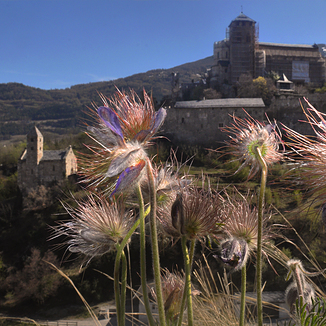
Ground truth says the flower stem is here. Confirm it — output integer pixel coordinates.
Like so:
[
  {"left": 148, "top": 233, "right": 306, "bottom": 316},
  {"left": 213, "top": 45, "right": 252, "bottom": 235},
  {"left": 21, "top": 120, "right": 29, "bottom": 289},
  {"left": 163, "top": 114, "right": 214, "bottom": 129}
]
[
  {"left": 293, "top": 267, "right": 304, "bottom": 301},
  {"left": 146, "top": 159, "right": 166, "bottom": 326},
  {"left": 136, "top": 184, "right": 156, "bottom": 326},
  {"left": 113, "top": 203, "right": 149, "bottom": 326},
  {"left": 178, "top": 239, "right": 195, "bottom": 326},
  {"left": 114, "top": 244, "right": 122, "bottom": 326},
  {"left": 239, "top": 265, "right": 247, "bottom": 326},
  {"left": 254, "top": 146, "right": 268, "bottom": 326},
  {"left": 181, "top": 236, "right": 194, "bottom": 326},
  {"left": 120, "top": 249, "right": 127, "bottom": 326}
]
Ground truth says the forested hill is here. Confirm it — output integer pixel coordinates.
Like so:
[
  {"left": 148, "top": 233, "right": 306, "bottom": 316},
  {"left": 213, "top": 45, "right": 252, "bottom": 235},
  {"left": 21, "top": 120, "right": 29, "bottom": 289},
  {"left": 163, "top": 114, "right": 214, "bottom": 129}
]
[{"left": 0, "top": 56, "right": 213, "bottom": 139}]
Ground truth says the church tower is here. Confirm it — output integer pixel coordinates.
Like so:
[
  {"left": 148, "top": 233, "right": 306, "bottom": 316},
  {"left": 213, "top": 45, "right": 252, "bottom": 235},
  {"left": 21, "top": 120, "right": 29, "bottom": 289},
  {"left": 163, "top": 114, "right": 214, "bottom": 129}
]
[
  {"left": 228, "top": 13, "right": 256, "bottom": 84},
  {"left": 25, "top": 126, "right": 43, "bottom": 180}
]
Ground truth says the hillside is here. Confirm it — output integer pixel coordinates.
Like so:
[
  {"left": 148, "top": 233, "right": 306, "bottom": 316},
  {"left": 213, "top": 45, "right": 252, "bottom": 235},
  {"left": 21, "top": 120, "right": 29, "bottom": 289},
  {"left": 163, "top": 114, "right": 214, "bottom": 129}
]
[{"left": 0, "top": 56, "right": 213, "bottom": 140}]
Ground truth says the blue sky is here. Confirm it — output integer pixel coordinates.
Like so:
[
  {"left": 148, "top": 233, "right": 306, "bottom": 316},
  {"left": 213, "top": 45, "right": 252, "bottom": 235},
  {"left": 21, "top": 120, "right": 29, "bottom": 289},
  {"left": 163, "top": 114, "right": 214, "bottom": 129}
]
[{"left": 1, "top": 0, "right": 326, "bottom": 90}]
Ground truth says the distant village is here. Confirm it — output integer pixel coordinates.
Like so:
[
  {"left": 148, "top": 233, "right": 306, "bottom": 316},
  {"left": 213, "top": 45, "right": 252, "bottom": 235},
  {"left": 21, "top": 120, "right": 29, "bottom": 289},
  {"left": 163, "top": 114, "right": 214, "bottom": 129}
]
[{"left": 18, "top": 12, "right": 326, "bottom": 193}]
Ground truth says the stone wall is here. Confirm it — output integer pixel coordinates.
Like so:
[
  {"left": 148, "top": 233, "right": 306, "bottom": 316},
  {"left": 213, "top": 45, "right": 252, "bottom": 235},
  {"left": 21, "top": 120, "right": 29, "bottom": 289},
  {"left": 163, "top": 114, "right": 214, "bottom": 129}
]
[
  {"left": 162, "top": 94, "right": 326, "bottom": 148},
  {"left": 38, "top": 159, "right": 66, "bottom": 185},
  {"left": 267, "top": 93, "right": 326, "bottom": 136},
  {"left": 163, "top": 106, "right": 265, "bottom": 148}
]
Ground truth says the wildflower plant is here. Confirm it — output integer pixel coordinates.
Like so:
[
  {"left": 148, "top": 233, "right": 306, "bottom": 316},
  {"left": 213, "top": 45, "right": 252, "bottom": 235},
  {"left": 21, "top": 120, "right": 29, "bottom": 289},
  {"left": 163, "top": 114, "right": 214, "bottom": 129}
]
[
  {"left": 52, "top": 192, "right": 142, "bottom": 326},
  {"left": 157, "top": 185, "right": 225, "bottom": 326},
  {"left": 80, "top": 88, "right": 166, "bottom": 196},
  {"left": 52, "top": 193, "right": 135, "bottom": 265},
  {"left": 284, "top": 99, "right": 326, "bottom": 199},
  {"left": 222, "top": 111, "right": 283, "bottom": 179},
  {"left": 150, "top": 269, "right": 185, "bottom": 326},
  {"left": 51, "top": 89, "right": 326, "bottom": 326},
  {"left": 221, "top": 111, "right": 283, "bottom": 326},
  {"left": 216, "top": 190, "right": 276, "bottom": 326},
  {"left": 285, "top": 259, "right": 316, "bottom": 315},
  {"left": 71, "top": 89, "right": 168, "bottom": 326}
]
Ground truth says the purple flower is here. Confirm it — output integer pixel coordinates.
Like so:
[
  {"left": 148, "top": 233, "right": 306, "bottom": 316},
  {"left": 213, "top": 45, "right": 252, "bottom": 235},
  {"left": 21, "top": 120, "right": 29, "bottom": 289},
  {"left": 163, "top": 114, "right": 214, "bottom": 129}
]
[{"left": 80, "top": 89, "right": 167, "bottom": 196}]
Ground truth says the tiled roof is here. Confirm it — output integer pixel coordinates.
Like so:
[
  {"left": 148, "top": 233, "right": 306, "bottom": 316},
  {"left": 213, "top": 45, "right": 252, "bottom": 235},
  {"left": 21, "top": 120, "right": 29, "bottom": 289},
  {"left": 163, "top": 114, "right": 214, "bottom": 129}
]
[
  {"left": 27, "top": 126, "right": 42, "bottom": 138},
  {"left": 41, "top": 150, "right": 67, "bottom": 161},
  {"left": 174, "top": 98, "right": 265, "bottom": 109},
  {"left": 259, "top": 42, "right": 315, "bottom": 49},
  {"left": 258, "top": 42, "right": 321, "bottom": 58}
]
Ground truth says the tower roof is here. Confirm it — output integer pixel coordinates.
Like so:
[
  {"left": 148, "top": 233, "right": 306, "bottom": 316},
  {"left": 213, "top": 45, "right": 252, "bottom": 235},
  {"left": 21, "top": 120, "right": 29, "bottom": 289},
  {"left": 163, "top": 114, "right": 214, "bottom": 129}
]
[
  {"left": 27, "top": 125, "right": 42, "bottom": 138},
  {"left": 229, "top": 13, "right": 256, "bottom": 26}
]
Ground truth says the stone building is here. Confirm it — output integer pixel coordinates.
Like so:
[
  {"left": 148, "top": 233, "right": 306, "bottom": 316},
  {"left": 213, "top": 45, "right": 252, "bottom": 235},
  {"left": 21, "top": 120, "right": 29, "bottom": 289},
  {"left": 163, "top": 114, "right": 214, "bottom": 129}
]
[
  {"left": 17, "top": 126, "right": 77, "bottom": 194},
  {"left": 163, "top": 98, "right": 265, "bottom": 147},
  {"left": 211, "top": 12, "right": 326, "bottom": 87}
]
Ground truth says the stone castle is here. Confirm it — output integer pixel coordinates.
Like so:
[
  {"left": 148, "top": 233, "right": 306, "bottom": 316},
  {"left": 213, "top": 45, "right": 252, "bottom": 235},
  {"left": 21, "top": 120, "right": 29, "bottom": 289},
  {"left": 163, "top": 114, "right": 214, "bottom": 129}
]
[
  {"left": 162, "top": 13, "right": 326, "bottom": 148},
  {"left": 211, "top": 12, "right": 326, "bottom": 87},
  {"left": 17, "top": 126, "right": 77, "bottom": 194}
]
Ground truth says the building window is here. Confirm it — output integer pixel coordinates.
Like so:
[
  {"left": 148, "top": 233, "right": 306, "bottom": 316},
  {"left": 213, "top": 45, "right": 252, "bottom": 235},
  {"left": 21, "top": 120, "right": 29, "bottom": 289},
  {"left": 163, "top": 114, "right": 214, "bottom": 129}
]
[
  {"left": 31, "top": 146, "right": 34, "bottom": 151},
  {"left": 31, "top": 169, "right": 33, "bottom": 175},
  {"left": 181, "top": 117, "right": 184, "bottom": 123},
  {"left": 30, "top": 138, "right": 34, "bottom": 142},
  {"left": 53, "top": 165, "right": 55, "bottom": 171},
  {"left": 219, "top": 123, "right": 224, "bottom": 128}
]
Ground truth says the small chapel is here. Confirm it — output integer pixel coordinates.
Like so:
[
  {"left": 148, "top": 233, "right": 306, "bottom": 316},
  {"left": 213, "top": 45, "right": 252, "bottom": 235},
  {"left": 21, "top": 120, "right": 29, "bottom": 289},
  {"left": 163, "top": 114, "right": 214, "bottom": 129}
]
[{"left": 17, "top": 126, "right": 77, "bottom": 194}]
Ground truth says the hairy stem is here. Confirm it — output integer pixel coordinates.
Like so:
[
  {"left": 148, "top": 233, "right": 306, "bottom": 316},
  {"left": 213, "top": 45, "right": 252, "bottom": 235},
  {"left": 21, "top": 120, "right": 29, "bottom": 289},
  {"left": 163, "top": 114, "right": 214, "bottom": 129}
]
[
  {"left": 254, "top": 146, "right": 268, "bottom": 326},
  {"left": 147, "top": 159, "right": 166, "bottom": 326},
  {"left": 294, "top": 268, "right": 304, "bottom": 301},
  {"left": 181, "top": 236, "right": 194, "bottom": 326},
  {"left": 114, "top": 244, "right": 122, "bottom": 326},
  {"left": 178, "top": 239, "right": 195, "bottom": 326},
  {"left": 113, "top": 202, "right": 149, "bottom": 326},
  {"left": 120, "top": 250, "right": 127, "bottom": 326},
  {"left": 136, "top": 184, "right": 156, "bottom": 326},
  {"left": 239, "top": 265, "right": 247, "bottom": 326}
]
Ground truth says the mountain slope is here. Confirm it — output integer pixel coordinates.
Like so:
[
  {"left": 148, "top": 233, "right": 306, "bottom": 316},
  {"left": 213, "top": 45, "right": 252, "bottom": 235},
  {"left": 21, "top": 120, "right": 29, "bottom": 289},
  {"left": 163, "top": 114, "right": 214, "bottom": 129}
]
[{"left": 0, "top": 56, "right": 213, "bottom": 139}]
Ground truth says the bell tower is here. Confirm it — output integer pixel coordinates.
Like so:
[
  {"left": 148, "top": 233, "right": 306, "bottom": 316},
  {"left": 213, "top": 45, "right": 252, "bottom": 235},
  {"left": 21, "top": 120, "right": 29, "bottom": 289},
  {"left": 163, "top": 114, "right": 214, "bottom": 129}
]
[
  {"left": 229, "top": 12, "right": 256, "bottom": 84},
  {"left": 26, "top": 125, "right": 43, "bottom": 166}
]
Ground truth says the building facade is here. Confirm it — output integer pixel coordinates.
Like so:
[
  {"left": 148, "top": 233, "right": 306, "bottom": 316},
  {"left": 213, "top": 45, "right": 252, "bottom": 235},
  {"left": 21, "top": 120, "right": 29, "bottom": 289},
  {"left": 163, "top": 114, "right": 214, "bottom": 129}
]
[
  {"left": 18, "top": 126, "right": 78, "bottom": 194},
  {"left": 211, "top": 13, "right": 326, "bottom": 87},
  {"left": 163, "top": 98, "right": 265, "bottom": 147}
]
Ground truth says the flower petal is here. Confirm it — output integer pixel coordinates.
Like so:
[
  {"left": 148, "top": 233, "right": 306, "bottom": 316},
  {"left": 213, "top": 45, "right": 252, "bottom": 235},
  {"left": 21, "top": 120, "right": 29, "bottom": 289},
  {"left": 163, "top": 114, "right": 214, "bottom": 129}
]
[
  {"left": 106, "top": 147, "right": 142, "bottom": 178},
  {"left": 133, "top": 130, "right": 151, "bottom": 143},
  {"left": 98, "top": 106, "right": 124, "bottom": 142},
  {"left": 133, "top": 107, "right": 167, "bottom": 143},
  {"left": 111, "top": 160, "right": 146, "bottom": 196},
  {"left": 87, "top": 126, "right": 121, "bottom": 146},
  {"left": 151, "top": 107, "right": 167, "bottom": 134}
]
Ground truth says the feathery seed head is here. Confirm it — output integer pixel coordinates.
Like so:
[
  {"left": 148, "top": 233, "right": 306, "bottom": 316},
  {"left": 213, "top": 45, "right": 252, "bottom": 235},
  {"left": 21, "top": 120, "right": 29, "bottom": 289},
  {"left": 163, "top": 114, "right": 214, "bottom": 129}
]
[
  {"left": 285, "top": 259, "right": 315, "bottom": 313},
  {"left": 222, "top": 111, "right": 283, "bottom": 178},
  {"left": 284, "top": 99, "right": 326, "bottom": 196},
  {"left": 52, "top": 194, "right": 135, "bottom": 266},
  {"left": 150, "top": 269, "right": 185, "bottom": 323},
  {"left": 215, "top": 189, "right": 275, "bottom": 272},
  {"left": 158, "top": 186, "right": 225, "bottom": 241},
  {"left": 218, "top": 238, "right": 249, "bottom": 272}
]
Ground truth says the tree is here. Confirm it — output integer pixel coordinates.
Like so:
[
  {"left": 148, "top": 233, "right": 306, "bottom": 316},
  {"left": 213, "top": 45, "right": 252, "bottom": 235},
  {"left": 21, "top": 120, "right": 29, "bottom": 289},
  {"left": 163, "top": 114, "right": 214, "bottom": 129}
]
[{"left": 237, "top": 74, "right": 276, "bottom": 106}]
